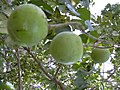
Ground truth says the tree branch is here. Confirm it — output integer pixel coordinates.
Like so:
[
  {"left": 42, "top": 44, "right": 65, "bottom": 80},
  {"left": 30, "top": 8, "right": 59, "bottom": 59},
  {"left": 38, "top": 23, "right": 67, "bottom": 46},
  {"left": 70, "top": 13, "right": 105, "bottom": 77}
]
[
  {"left": 23, "top": 47, "right": 65, "bottom": 90},
  {"left": 48, "top": 21, "right": 84, "bottom": 30},
  {"left": 49, "top": 21, "right": 114, "bottom": 45},
  {"left": 15, "top": 48, "right": 22, "bottom": 90},
  {"left": 82, "top": 31, "right": 114, "bottom": 45}
]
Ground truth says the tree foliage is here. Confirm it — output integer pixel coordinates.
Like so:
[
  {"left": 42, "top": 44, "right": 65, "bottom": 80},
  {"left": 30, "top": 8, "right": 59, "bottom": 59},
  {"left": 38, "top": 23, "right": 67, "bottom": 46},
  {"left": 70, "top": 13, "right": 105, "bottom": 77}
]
[{"left": 0, "top": 0, "right": 120, "bottom": 90}]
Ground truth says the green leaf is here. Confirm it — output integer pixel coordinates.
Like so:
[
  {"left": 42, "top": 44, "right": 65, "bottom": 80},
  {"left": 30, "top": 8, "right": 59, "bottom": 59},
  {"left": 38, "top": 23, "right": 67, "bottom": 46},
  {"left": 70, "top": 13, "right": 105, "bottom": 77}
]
[
  {"left": 74, "top": 78, "right": 85, "bottom": 86},
  {"left": 74, "top": 77, "right": 88, "bottom": 90},
  {"left": 77, "top": 8, "right": 90, "bottom": 21},
  {"left": 58, "top": 0, "right": 65, "bottom": 4},
  {"left": 80, "top": 34, "right": 89, "bottom": 43},
  {"left": 72, "top": 63, "right": 81, "bottom": 70},
  {"left": 54, "top": 7, "right": 61, "bottom": 18},
  {"left": 58, "top": 5, "right": 66, "bottom": 13},
  {"left": 0, "top": 13, "right": 8, "bottom": 34},
  {"left": 0, "top": 82, "right": 14, "bottom": 90},
  {"left": 72, "top": 0, "right": 80, "bottom": 4},
  {"left": 76, "top": 70, "right": 88, "bottom": 78},
  {"left": 87, "top": 30, "right": 99, "bottom": 43},
  {"left": 90, "top": 30, "right": 99, "bottom": 38},
  {"left": 49, "top": 82, "right": 58, "bottom": 90},
  {"left": 29, "top": 0, "right": 53, "bottom": 14}
]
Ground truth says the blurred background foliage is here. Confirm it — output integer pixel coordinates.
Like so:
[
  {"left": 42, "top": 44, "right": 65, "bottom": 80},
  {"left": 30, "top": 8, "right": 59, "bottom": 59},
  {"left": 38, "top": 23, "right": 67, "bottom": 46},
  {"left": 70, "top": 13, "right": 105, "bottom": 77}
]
[{"left": 0, "top": 0, "right": 120, "bottom": 90}]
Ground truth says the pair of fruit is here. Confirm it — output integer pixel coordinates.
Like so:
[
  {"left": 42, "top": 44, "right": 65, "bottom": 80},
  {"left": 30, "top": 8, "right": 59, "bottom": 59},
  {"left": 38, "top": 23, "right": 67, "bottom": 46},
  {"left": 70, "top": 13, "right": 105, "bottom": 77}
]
[
  {"left": 7, "top": 4, "right": 110, "bottom": 65},
  {"left": 7, "top": 4, "right": 83, "bottom": 65},
  {"left": 49, "top": 32, "right": 110, "bottom": 65}
]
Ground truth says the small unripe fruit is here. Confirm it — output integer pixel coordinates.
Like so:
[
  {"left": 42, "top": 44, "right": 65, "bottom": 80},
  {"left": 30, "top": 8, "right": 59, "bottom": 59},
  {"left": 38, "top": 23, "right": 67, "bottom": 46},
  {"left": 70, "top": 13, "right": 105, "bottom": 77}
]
[
  {"left": 91, "top": 48, "right": 110, "bottom": 63},
  {"left": 7, "top": 4, "right": 48, "bottom": 47},
  {"left": 50, "top": 32, "right": 83, "bottom": 65}
]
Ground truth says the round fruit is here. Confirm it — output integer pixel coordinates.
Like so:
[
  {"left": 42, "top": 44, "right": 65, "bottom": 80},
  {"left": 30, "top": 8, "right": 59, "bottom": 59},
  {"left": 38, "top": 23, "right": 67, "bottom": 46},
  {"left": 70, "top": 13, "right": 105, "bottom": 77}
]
[
  {"left": 50, "top": 32, "right": 83, "bottom": 65},
  {"left": 7, "top": 4, "right": 48, "bottom": 47},
  {"left": 91, "top": 48, "right": 110, "bottom": 63}
]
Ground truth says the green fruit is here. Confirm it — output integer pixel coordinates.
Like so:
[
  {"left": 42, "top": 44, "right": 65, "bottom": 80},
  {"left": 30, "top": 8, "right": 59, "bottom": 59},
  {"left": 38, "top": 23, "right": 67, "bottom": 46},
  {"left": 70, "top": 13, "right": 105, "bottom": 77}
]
[
  {"left": 7, "top": 4, "right": 48, "bottom": 47},
  {"left": 50, "top": 32, "right": 83, "bottom": 65},
  {"left": 91, "top": 48, "right": 110, "bottom": 63}
]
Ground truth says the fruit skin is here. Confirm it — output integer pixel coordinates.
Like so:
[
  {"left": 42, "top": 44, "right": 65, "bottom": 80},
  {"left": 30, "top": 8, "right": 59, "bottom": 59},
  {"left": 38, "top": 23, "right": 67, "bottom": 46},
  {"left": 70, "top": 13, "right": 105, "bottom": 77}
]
[
  {"left": 91, "top": 48, "right": 110, "bottom": 63},
  {"left": 50, "top": 32, "right": 83, "bottom": 65},
  {"left": 7, "top": 4, "right": 48, "bottom": 47}
]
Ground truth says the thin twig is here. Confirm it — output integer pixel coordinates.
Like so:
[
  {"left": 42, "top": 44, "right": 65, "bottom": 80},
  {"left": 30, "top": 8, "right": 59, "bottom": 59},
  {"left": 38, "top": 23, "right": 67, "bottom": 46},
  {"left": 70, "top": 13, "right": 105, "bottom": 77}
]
[
  {"left": 23, "top": 47, "right": 65, "bottom": 90},
  {"left": 82, "top": 31, "right": 113, "bottom": 45},
  {"left": 15, "top": 48, "right": 22, "bottom": 90},
  {"left": 54, "top": 64, "right": 61, "bottom": 79},
  {"left": 0, "top": 11, "right": 9, "bottom": 18},
  {"left": 104, "top": 68, "right": 116, "bottom": 82}
]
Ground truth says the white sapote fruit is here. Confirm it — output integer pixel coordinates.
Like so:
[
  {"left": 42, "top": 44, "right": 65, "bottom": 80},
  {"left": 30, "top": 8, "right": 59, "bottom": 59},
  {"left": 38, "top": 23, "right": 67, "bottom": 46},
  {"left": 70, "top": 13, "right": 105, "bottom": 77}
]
[
  {"left": 91, "top": 48, "right": 110, "bottom": 63},
  {"left": 7, "top": 4, "right": 48, "bottom": 47},
  {"left": 50, "top": 32, "right": 83, "bottom": 65}
]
